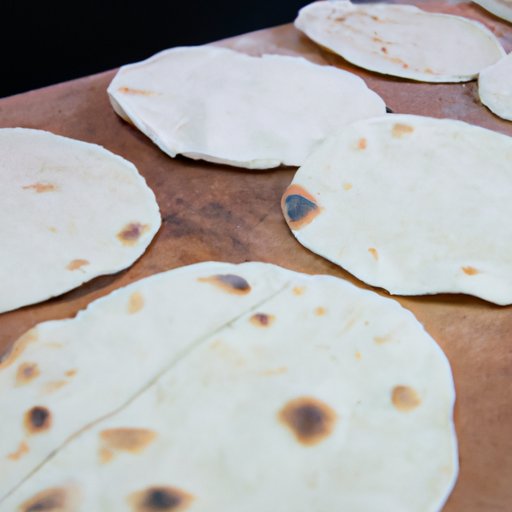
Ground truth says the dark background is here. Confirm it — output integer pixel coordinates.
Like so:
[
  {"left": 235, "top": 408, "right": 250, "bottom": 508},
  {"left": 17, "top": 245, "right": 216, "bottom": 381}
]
[{"left": 2, "top": 1, "right": 319, "bottom": 98}]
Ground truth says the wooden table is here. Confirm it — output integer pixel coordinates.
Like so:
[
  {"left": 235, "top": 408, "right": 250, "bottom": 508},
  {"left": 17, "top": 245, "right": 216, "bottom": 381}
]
[{"left": 1, "top": 1, "right": 511, "bottom": 510}]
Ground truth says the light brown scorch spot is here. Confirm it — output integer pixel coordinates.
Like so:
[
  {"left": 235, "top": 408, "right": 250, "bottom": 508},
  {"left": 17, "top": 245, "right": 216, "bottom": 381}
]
[
  {"left": 314, "top": 307, "right": 326, "bottom": 316},
  {"left": 128, "top": 485, "right": 194, "bottom": 512},
  {"left": 342, "top": 183, "right": 353, "bottom": 191},
  {"left": 128, "top": 292, "right": 145, "bottom": 314},
  {"left": 392, "top": 385, "right": 421, "bottom": 411},
  {"left": 117, "top": 222, "right": 150, "bottom": 246},
  {"left": 99, "top": 428, "right": 157, "bottom": 464},
  {"left": 7, "top": 441, "right": 29, "bottom": 461},
  {"left": 279, "top": 396, "right": 337, "bottom": 446},
  {"left": 462, "top": 266, "right": 479, "bottom": 276},
  {"left": 19, "top": 487, "right": 74, "bottom": 512},
  {"left": 358, "top": 137, "right": 367, "bottom": 150},
  {"left": 197, "top": 274, "right": 251, "bottom": 295},
  {"left": 250, "top": 313, "right": 275, "bottom": 327},
  {"left": 16, "top": 362, "right": 40, "bottom": 386},
  {"left": 66, "top": 259, "right": 89, "bottom": 271},
  {"left": 22, "top": 182, "right": 57, "bottom": 193},
  {"left": 43, "top": 380, "right": 68, "bottom": 393},
  {"left": 368, "top": 248, "right": 379, "bottom": 261},
  {"left": 392, "top": 123, "right": 414, "bottom": 138}
]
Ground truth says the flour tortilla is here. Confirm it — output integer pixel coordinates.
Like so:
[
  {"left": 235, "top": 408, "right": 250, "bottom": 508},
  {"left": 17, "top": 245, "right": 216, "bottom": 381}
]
[
  {"left": 479, "top": 52, "right": 512, "bottom": 120},
  {"left": 295, "top": 1, "right": 505, "bottom": 82},
  {"left": 0, "top": 128, "right": 161, "bottom": 313},
  {"left": 0, "top": 262, "right": 457, "bottom": 511},
  {"left": 282, "top": 115, "right": 512, "bottom": 305},
  {"left": 107, "top": 45, "right": 385, "bottom": 169},
  {"left": 473, "top": 0, "right": 512, "bottom": 23}
]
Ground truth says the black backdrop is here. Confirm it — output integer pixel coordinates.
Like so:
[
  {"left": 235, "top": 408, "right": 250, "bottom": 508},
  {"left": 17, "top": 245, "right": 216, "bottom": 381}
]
[{"left": 2, "top": 1, "right": 320, "bottom": 98}]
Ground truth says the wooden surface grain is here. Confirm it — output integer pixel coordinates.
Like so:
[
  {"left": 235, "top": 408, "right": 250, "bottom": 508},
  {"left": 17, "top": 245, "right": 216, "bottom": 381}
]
[{"left": 0, "top": 1, "right": 511, "bottom": 510}]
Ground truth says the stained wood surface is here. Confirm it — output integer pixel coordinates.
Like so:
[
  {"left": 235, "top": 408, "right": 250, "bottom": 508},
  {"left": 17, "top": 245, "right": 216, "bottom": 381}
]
[{"left": 0, "top": 1, "right": 511, "bottom": 510}]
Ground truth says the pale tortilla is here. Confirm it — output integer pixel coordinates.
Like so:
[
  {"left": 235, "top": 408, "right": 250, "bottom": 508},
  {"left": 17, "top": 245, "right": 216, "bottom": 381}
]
[
  {"left": 473, "top": 0, "right": 512, "bottom": 23},
  {"left": 479, "top": 51, "right": 512, "bottom": 120},
  {"left": 0, "top": 128, "right": 161, "bottom": 313},
  {"left": 107, "top": 45, "right": 386, "bottom": 169},
  {"left": 282, "top": 115, "right": 512, "bottom": 305},
  {"left": 0, "top": 262, "right": 457, "bottom": 511},
  {"left": 295, "top": 1, "right": 505, "bottom": 82}
]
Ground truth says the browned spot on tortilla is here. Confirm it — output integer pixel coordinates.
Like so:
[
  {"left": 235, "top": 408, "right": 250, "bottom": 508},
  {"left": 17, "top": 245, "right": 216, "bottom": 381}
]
[
  {"left": 314, "top": 307, "right": 326, "bottom": 316},
  {"left": 100, "top": 428, "right": 157, "bottom": 455},
  {"left": 117, "top": 222, "right": 150, "bottom": 246},
  {"left": 424, "top": 67, "right": 434, "bottom": 74},
  {"left": 371, "top": 15, "right": 380, "bottom": 21},
  {"left": 278, "top": 396, "right": 337, "bottom": 446},
  {"left": 65, "top": 369, "right": 77, "bottom": 378},
  {"left": 355, "top": 351, "right": 362, "bottom": 360},
  {"left": 7, "top": 441, "right": 29, "bottom": 461},
  {"left": 392, "top": 123, "right": 414, "bottom": 138},
  {"left": 358, "top": 137, "right": 367, "bottom": 150},
  {"left": 260, "top": 366, "right": 288, "bottom": 376},
  {"left": 281, "top": 184, "right": 321, "bottom": 230},
  {"left": 128, "top": 292, "right": 145, "bottom": 314},
  {"left": 128, "top": 486, "right": 194, "bottom": 511},
  {"left": 392, "top": 385, "right": 421, "bottom": 411},
  {"left": 250, "top": 313, "right": 275, "bottom": 327},
  {"left": 368, "top": 247, "right": 379, "bottom": 260},
  {"left": 0, "top": 328, "right": 38, "bottom": 369},
  {"left": 22, "top": 182, "right": 57, "bottom": 193},
  {"left": 44, "top": 380, "right": 68, "bottom": 393},
  {"left": 66, "top": 259, "right": 89, "bottom": 271},
  {"left": 99, "top": 447, "right": 114, "bottom": 464},
  {"left": 374, "top": 334, "right": 391, "bottom": 345},
  {"left": 198, "top": 274, "right": 251, "bottom": 295},
  {"left": 20, "top": 487, "right": 71, "bottom": 512},
  {"left": 380, "top": 46, "right": 388, "bottom": 54},
  {"left": 293, "top": 286, "right": 305, "bottom": 296},
  {"left": 372, "top": 36, "right": 383, "bottom": 43},
  {"left": 342, "top": 182, "right": 353, "bottom": 191},
  {"left": 48, "top": 226, "right": 58, "bottom": 233},
  {"left": 16, "top": 362, "right": 40, "bottom": 385},
  {"left": 118, "top": 86, "right": 156, "bottom": 96},
  {"left": 462, "top": 266, "right": 479, "bottom": 276},
  {"left": 24, "top": 406, "right": 52, "bottom": 434}
]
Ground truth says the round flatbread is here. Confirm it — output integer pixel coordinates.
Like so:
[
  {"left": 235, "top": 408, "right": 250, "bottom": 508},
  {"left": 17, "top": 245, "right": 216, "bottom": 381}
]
[
  {"left": 473, "top": 0, "right": 512, "bottom": 23},
  {"left": 0, "top": 261, "right": 457, "bottom": 511},
  {"left": 479, "top": 51, "right": 512, "bottom": 120},
  {"left": 295, "top": 1, "right": 505, "bottom": 82},
  {"left": 282, "top": 115, "right": 512, "bottom": 305},
  {"left": 0, "top": 128, "right": 160, "bottom": 313},
  {"left": 107, "top": 45, "right": 386, "bottom": 169}
]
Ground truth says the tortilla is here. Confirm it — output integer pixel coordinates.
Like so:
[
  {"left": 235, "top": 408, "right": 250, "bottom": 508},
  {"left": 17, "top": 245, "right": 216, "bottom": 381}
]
[
  {"left": 479, "top": 51, "right": 512, "bottom": 120},
  {"left": 282, "top": 114, "right": 512, "bottom": 305},
  {"left": 107, "top": 45, "right": 386, "bottom": 169},
  {"left": 0, "top": 261, "right": 457, "bottom": 511},
  {"left": 295, "top": 1, "right": 505, "bottom": 82},
  {"left": 0, "top": 128, "right": 161, "bottom": 313},
  {"left": 473, "top": 0, "right": 512, "bottom": 23}
]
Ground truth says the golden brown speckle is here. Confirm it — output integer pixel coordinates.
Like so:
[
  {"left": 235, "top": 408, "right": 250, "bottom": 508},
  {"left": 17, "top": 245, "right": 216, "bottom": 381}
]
[
  {"left": 129, "top": 486, "right": 194, "bottom": 511},
  {"left": 117, "top": 223, "right": 150, "bottom": 246},
  {"left": 43, "top": 380, "right": 68, "bottom": 393},
  {"left": 293, "top": 286, "right": 305, "bottom": 296},
  {"left": 65, "top": 369, "right": 78, "bottom": 378},
  {"left": 374, "top": 335, "right": 391, "bottom": 345},
  {"left": 66, "top": 259, "right": 89, "bottom": 271},
  {"left": 128, "top": 292, "right": 145, "bottom": 314},
  {"left": 198, "top": 274, "right": 251, "bottom": 295},
  {"left": 260, "top": 367, "right": 288, "bottom": 376},
  {"left": 250, "top": 313, "right": 275, "bottom": 327},
  {"left": 392, "top": 385, "right": 421, "bottom": 411},
  {"left": 118, "top": 87, "right": 157, "bottom": 96},
  {"left": 99, "top": 428, "right": 157, "bottom": 461},
  {"left": 7, "top": 441, "right": 29, "bottom": 461},
  {"left": 342, "top": 182, "right": 353, "bottom": 191},
  {"left": 20, "top": 487, "right": 72, "bottom": 512},
  {"left": 16, "top": 362, "right": 40, "bottom": 386},
  {"left": 358, "top": 138, "right": 367, "bottom": 150},
  {"left": 392, "top": 123, "right": 414, "bottom": 138},
  {"left": 279, "top": 396, "right": 337, "bottom": 446},
  {"left": 22, "top": 183, "right": 57, "bottom": 193},
  {"left": 462, "top": 266, "right": 479, "bottom": 276},
  {"left": 24, "top": 406, "right": 52, "bottom": 434},
  {"left": 355, "top": 351, "right": 362, "bottom": 360},
  {"left": 368, "top": 248, "right": 379, "bottom": 261},
  {"left": 314, "top": 307, "right": 326, "bottom": 316}
]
